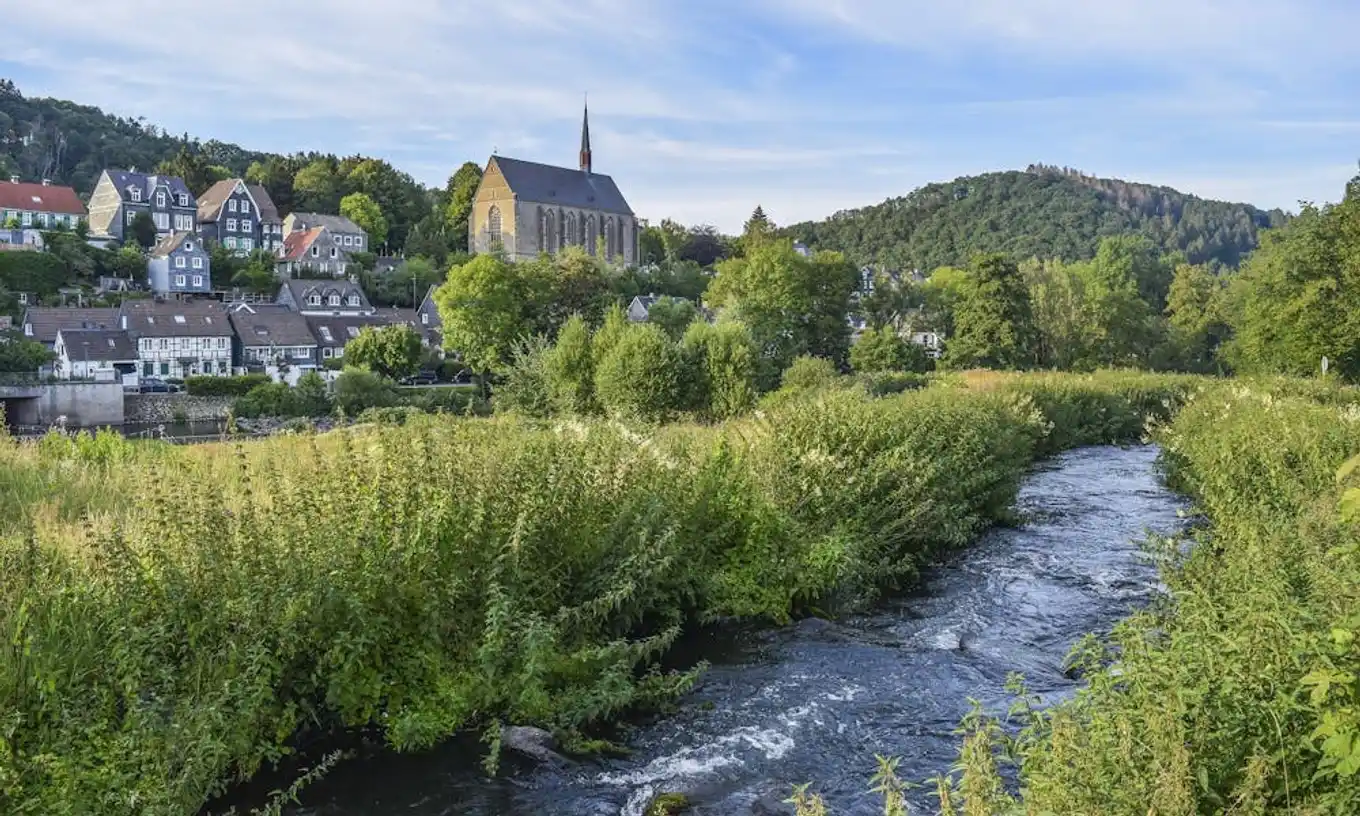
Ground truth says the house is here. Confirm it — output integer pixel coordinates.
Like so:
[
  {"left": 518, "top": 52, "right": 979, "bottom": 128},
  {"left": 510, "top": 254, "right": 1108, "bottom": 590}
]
[
  {"left": 0, "top": 177, "right": 86, "bottom": 230},
  {"left": 20, "top": 307, "right": 120, "bottom": 349},
  {"left": 228, "top": 304, "right": 318, "bottom": 372},
  {"left": 276, "top": 227, "right": 355, "bottom": 278},
  {"left": 792, "top": 242, "right": 812, "bottom": 258},
  {"left": 468, "top": 103, "right": 638, "bottom": 264},
  {"left": 415, "top": 284, "right": 442, "bottom": 347},
  {"left": 304, "top": 314, "right": 391, "bottom": 364},
  {"left": 0, "top": 228, "right": 45, "bottom": 249},
  {"left": 86, "top": 170, "right": 196, "bottom": 242},
  {"left": 627, "top": 294, "right": 660, "bottom": 322},
  {"left": 910, "top": 331, "right": 943, "bottom": 359},
  {"left": 119, "top": 299, "right": 235, "bottom": 378},
  {"left": 53, "top": 328, "right": 137, "bottom": 381},
  {"left": 275, "top": 279, "right": 373, "bottom": 316},
  {"left": 283, "top": 212, "right": 369, "bottom": 253},
  {"left": 196, "top": 179, "right": 283, "bottom": 253},
  {"left": 147, "top": 232, "right": 211, "bottom": 295}
]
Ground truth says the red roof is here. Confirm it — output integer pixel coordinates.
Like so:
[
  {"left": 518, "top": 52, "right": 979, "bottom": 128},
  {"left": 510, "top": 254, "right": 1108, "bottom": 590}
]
[
  {"left": 279, "top": 227, "right": 324, "bottom": 261},
  {"left": 0, "top": 181, "right": 87, "bottom": 216}
]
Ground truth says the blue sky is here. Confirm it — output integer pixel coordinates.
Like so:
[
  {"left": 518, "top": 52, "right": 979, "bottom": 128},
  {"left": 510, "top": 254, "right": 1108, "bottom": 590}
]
[{"left": 4, "top": 0, "right": 1358, "bottom": 233}]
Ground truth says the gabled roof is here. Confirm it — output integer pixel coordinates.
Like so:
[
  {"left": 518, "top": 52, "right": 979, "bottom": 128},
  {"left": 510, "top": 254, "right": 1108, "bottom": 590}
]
[
  {"left": 279, "top": 227, "right": 325, "bottom": 261},
  {"left": 102, "top": 170, "right": 195, "bottom": 206},
  {"left": 281, "top": 278, "right": 372, "bottom": 311},
  {"left": 196, "top": 179, "right": 282, "bottom": 223},
  {"left": 304, "top": 314, "right": 391, "bottom": 348},
  {"left": 228, "top": 304, "right": 317, "bottom": 348},
  {"left": 0, "top": 180, "right": 87, "bottom": 216},
  {"left": 56, "top": 328, "right": 137, "bottom": 362},
  {"left": 21, "top": 307, "right": 120, "bottom": 345},
  {"left": 487, "top": 155, "right": 633, "bottom": 215},
  {"left": 285, "top": 212, "right": 364, "bottom": 235},
  {"left": 149, "top": 231, "right": 201, "bottom": 258},
  {"left": 119, "top": 299, "right": 235, "bottom": 337}
]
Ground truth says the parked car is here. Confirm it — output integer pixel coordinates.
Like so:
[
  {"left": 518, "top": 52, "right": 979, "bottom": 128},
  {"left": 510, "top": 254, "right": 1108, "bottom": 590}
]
[
  {"left": 139, "top": 377, "right": 172, "bottom": 393},
  {"left": 451, "top": 370, "right": 473, "bottom": 385},
  {"left": 401, "top": 370, "right": 439, "bottom": 386}
]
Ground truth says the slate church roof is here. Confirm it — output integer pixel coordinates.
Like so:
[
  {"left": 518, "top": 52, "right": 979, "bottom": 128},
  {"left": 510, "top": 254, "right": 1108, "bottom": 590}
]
[{"left": 489, "top": 156, "right": 633, "bottom": 216}]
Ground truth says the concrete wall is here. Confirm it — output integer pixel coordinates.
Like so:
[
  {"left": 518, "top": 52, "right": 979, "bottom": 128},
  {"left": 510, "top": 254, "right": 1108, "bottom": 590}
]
[
  {"left": 0, "top": 382, "right": 125, "bottom": 427},
  {"left": 124, "top": 394, "right": 233, "bottom": 424}
]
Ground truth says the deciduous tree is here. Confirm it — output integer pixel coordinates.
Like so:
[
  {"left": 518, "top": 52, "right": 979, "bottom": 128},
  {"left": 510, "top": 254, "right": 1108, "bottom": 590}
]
[
  {"left": 344, "top": 324, "right": 423, "bottom": 380},
  {"left": 340, "top": 192, "right": 388, "bottom": 249},
  {"left": 943, "top": 253, "right": 1037, "bottom": 370}
]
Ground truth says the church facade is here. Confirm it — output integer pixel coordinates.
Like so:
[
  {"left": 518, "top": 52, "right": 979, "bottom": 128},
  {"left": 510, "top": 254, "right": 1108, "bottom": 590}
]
[{"left": 469, "top": 105, "right": 639, "bottom": 265}]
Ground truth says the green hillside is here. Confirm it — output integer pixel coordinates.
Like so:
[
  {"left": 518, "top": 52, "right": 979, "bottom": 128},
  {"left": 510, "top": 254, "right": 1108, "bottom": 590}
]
[{"left": 785, "top": 165, "right": 1291, "bottom": 270}]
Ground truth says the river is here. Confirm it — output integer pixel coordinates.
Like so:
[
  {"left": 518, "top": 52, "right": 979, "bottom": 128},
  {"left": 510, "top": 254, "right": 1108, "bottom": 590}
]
[{"left": 281, "top": 445, "right": 1185, "bottom": 815}]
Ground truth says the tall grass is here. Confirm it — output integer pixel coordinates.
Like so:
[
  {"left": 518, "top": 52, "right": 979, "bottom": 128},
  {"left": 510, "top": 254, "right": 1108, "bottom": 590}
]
[{"left": 0, "top": 371, "right": 1197, "bottom": 814}]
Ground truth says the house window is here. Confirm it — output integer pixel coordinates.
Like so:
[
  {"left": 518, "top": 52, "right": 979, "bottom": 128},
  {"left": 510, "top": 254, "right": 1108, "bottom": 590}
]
[
  {"left": 333, "top": 234, "right": 341, "bottom": 245},
  {"left": 242, "top": 238, "right": 253, "bottom": 251},
  {"left": 174, "top": 214, "right": 191, "bottom": 230},
  {"left": 154, "top": 212, "right": 169, "bottom": 231},
  {"left": 487, "top": 205, "right": 502, "bottom": 244},
  {"left": 192, "top": 256, "right": 203, "bottom": 269},
  {"left": 241, "top": 219, "right": 251, "bottom": 233},
  {"left": 330, "top": 247, "right": 337, "bottom": 259},
  {"left": 160, "top": 362, "right": 169, "bottom": 376},
  {"left": 178, "top": 193, "right": 188, "bottom": 206},
  {"left": 329, "top": 294, "right": 340, "bottom": 306},
  {"left": 192, "top": 275, "right": 203, "bottom": 287},
  {"left": 227, "top": 218, "right": 237, "bottom": 232},
  {"left": 354, "top": 235, "right": 362, "bottom": 248},
  {"left": 218, "top": 338, "right": 226, "bottom": 348},
  {"left": 37, "top": 213, "right": 48, "bottom": 227},
  {"left": 319, "top": 327, "right": 333, "bottom": 342},
  {"left": 225, "top": 237, "right": 237, "bottom": 249},
  {"left": 240, "top": 200, "right": 250, "bottom": 215},
  {"left": 346, "top": 326, "right": 359, "bottom": 339},
  {"left": 130, "top": 188, "right": 142, "bottom": 202},
  {"left": 156, "top": 191, "right": 166, "bottom": 208},
  {"left": 219, "top": 360, "right": 229, "bottom": 373},
  {"left": 184, "top": 240, "right": 193, "bottom": 251},
  {"left": 421, "top": 312, "right": 428, "bottom": 325},
  {"left": 174, "top": 257, "right": 186, "bottom": 268},
  {"left": 159, "top": 339, "right": 167, "bottom": 349},
  {"left": 311, "top": 246, "right": 319, "bottom": 257},
  {"left": 343, "top": 235, "right": 353, "bottom": 246},
  {"left": 127, "top": 211, "right": 136, "bottom": 225},
  {"left": 322, "top": 347, "right": 333, "bottom": 358},
  {"left": 565, "top": 212, "right": 575, "bottom": 247},
  {"left": 21, "top": 212, "right": 32, "bottom": 226},
  {"left": 308, "top": 294, "right": 321, "bottom": 306},
  {"left": 228, "top": 200, "right": 237, "bottom": 213},
  {"left": 174, "top": 274, "right": 186, "bottom": 286},
  {"left": 347, "top": 295, "right": 360, "bottom": 307}
]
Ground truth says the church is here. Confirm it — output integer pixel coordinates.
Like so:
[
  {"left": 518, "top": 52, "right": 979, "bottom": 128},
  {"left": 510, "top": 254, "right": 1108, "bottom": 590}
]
[{"left": 468, "top": 104, "right": 638, "bottom": 265}]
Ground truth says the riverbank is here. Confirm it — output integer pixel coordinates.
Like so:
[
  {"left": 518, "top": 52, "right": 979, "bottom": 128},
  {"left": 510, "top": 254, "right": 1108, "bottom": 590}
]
[{"left": 0, "top": 371, "right": 1210, "bottom": 814}]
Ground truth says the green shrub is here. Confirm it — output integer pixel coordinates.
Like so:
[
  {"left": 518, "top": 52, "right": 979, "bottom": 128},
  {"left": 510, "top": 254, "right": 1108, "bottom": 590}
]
[
  {"left": 681, "top": 320, "right": 760, "bottom": 420},
  {"left": 594, "top": 323, "right": 683, "bottom": 422},
  {"left": 185, "top": 373, "right": 271, "bottom": 397},
  {"left": 857, "top": 371, "right": 928, "bottom": 397},
  {"left": 544, "top": 315, "right": 596, "bottom": 415},
  {"left": 356, "top": 406, "right": 425, "bottom": 425},
  {"left": 399, "top": 386, "right": 488, "bottom": 416},
  {"left": 493, "top": 335, "right": 554, "bottom": 418},
  {"left": 780, "top": 355, "right": 839, "bottom": 392},
  {"left": 333, "top": 367, "right": 400, "bottom": 415},
  {"left": 849, "top": 326, "right": 931, "bottom": 374}
]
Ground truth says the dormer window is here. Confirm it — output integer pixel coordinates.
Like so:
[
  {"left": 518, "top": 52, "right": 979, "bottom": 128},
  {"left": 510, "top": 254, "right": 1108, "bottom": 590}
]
[
  {"left": 347, "top": 295, "right": 360, "bottom": 307},
  {"left": 156, "top": 191, "right": 166, "bottom": 208},
  {"left": 178, "top": 193, "right": 188, "bottom": 206},
  {"left": 307, "top": 294, "right": 321, "bottom": 306},
  {"left": 346, "top": 326, "right": 360, "bottom": 339},
  {"left": 333, "top": 235, "right": 341, "bottom": 245},
  {"left": 318, "top": 326, "right": 333, "bottom": 342},
  {"left": 130, "top": 188, "right": 142, "bottom": 202},
  {"left": 329, "top": 294, "right": 340, "bottom": 306},
  {"left": 173, "top": 315, "right": 187, "bottom": 324}
]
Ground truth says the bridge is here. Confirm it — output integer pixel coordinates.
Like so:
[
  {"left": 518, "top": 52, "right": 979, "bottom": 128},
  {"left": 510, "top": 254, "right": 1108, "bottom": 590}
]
[{"left": 0, "top": 380, "right": 125, "bottom": 429}]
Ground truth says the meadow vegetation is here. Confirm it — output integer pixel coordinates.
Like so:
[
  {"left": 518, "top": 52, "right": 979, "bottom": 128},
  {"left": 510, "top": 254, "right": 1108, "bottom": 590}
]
[{"left": 0, "top": 370, "right": 1190, "bottom": 815}]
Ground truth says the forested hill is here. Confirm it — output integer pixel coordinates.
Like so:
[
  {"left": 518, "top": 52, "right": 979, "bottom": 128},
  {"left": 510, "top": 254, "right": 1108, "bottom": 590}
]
[{"left": 785, "top": 165, "right": 1292, "bottom": 270}]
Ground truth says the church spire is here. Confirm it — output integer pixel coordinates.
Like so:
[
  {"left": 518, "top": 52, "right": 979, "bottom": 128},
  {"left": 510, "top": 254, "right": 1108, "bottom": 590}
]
[{"left": 579, "top": 95, "right": 592, "bottom": 174}]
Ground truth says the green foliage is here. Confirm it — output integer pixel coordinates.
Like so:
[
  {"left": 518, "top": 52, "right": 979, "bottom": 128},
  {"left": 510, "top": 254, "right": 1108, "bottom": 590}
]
[
  {"left": 647, "top": 296, "right": 699, "bottom": 342},
  {"left": 444, "top": 162, "right": 484, "bottom": 253},
  {"left": 681, "top": 321, "right": 760, "bottom": 420},
  {"left": 543, "top": 315, "right": 597, "bottom": 415},
  {"left": 780, "top": 355, "right": 840, "bottom": 392},
  {"left": 0, "top": 247, "right": 69, "bottom": 297},
  {"left": 436, "top": 254, "right": 535, "bottom": 373},
  {"left": 707, "top": 241, "right": 859, "bottom": 371},
  {"left": 129, "top": 211, "right": 158, "bottom": 249},
  {"left": 340, "top": 191, "right": 389, "bottom": 248},
  {"left": 0, "top": 329, "right": 55, "bottom": 372},
  {"left": 366, "top": 256, "right": 441, "bottom": 308},
  {"left": 332, "top": 366, "right": 400, "bottom": 415},
  {"left": 786, "top": 165, "right": 1289, "bottom": 271},
  {"left": 344, "top": 324, "right": 423, "bottom": 381},
  {"left": 849, "top": 326, "right": 930, "bottom": 374},
  {"left": 184, "top": 373, "right": 271, "bottom": 396},
  {"left": 494, "top": 335, "right": 555, "bottom": 418},
  {"left": 594, "top": 323, "right": 684, "bottom": 423},
  {"left": 154, "top": 146, "right": 229, "bottom": 194},
  {"left": 943, "top": 253, "right": 1038, "bottom": 370}
]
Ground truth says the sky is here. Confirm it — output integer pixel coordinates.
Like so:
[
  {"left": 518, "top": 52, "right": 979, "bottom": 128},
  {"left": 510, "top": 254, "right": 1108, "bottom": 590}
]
[{"left": 4, "top": 0, "right": 1359, "bottom": 233}]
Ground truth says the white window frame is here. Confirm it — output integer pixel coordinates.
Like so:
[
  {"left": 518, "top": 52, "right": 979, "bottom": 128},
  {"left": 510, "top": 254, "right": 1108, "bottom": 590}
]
[
  {"left": 308, "top": 295, "right": 322, "bottom": 306},
  {"left": 240, "top": 200, "right": 250, "bottom": 215},
  {"left": 225, "top": 237, "right": 237, "bottom": 249},
  {"left": 156, "top": 191, "right": 166, "bottom": 208},
  {"left": 130, "top": 188, "right": 142, "bottom": 202},
  {"left": 311, "top": 246, "right": 320, "bottom": 257},
  {"left": 242, "top": 238, "right": 254, "bottom": 251},
  {"left": 192, "top": 275, "right": 203, "bottom": 287},
  {"left": 21, "top": 212, "right": 32, "bottom": 226},
  {"left": 329, "top": 294, "right": 340, "bottom": 306},
  {"left": 241, "top": 219, "right": 252, "bottom": 233},
  {"left": 178, "top": 193, "right": 188, "bottom": 206},
  {"left": 228, "top": 200, "right": 238, "bottom": 213},
  {"left": 354, "top": 235, "right": 363, "bottom": 248},
  {"left": 343, "top": 235, "right": 353, "bottom": 246},
  {"left": 330, "top": 247, "right": 338, "bottom": 259},
  {"left": 174, "top": 274, "right": 187, "bottom": 287},
  {"left": 192, "top": 256, "right": 203, "bottom": 269},
  {"left": 126, "top": 211, "right": 136, "bottom": 225},
  {"left": 348, "top": 295, "right": 361, "bottom": 307},
  {"left": 227, "top": 218, "right": 237, "bottom": 232},
  {"left": 184, "top": 240, "right": 194, "bottom": 251},
  {"left": 174, "top": 256, "right": 186, "bottom": 269},
  {"left": 154, "top": 212, "right": 169, "bottom": 231}
]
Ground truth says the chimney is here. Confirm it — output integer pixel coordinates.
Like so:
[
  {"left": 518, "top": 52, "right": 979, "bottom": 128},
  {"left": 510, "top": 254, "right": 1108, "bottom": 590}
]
[{"left": 41, "top": 178, "right": 50, "bottom": 186}]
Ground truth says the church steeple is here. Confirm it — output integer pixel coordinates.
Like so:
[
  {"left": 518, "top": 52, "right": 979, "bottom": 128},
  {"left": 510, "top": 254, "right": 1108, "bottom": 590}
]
[{"left": 579, "top": 96, "right": 592, "bottom": 174}]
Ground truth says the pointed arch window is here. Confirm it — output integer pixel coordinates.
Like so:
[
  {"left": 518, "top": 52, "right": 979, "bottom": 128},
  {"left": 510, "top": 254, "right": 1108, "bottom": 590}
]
[
  {"left": 556, "top": 210, "right": 566, "bottom": 250},
  {"left": 487, "top": 205, "right": 502, "bottom": 245},
  {"left": 565, "top": 211, "right": 577, "bottom": 247},
  {"left": 604, "top": 217, "right": 615, "bottom": 259},
  {"left": 586, "top": 215, "right": 596, "bottom": 255},
  {"left": 537, "top": 207, "right": 546, "bottom": 252},
  {"left": 618, "top": 219, "right": 627, "bottom": 261}
]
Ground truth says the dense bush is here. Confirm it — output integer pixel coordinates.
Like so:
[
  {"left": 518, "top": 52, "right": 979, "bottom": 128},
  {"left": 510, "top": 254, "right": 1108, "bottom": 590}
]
[
  {"left": 594, "top": 323, "right": 684, "bottom": 422},
  {"left": 856, "top": 370, "right": 928, "bottom": 397},
  {"left": 332, "top": 367, "right": 399, "bottom": 416},
  {"left": 230, "top": 371, "right": 332, "bottom": 418},
  {"left": 543, "top": 315, "right": 597, "bottom": 415},
  {"left": 185, "top": 373, "right": 272, "bottom": 397},
  {"left": 849, "top": 326, "right": 932, "bottom": 374},
  {"left": 493, "top": 336, "right": 554, "bottom": 418}
]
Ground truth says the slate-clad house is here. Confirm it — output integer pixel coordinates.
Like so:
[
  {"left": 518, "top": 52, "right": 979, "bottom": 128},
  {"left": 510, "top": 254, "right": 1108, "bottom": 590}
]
[
  {"left": 228, "top": 304, "right": 318, "bottom": 370},
  {"left": 276, "top": 279, "right": 373, "bottom": 316},
  {"left": 20, "top": 307, "right": 120, "bottom": 349},
  {"left": 0, "top": 177, "right": 86, "bottom": 229},
  {"left": 119, "top": 299, "right": 234, "bottom": 378},
  {"left": 283, "top": 212, "right": 368, "bottom": 252},
  {"left": 626, "top": 294, "right": 660, "bottom": 322},
  {"left": 53, "top": 328, "right": 137, "bottom": 381},
  {"left": 276, "top": 227, "right": 358, "bottom": 279},
  {"left": 416, "top": 284, "right": 442, "bottom": 347},
  {"left": 86, "top": 170, "right": 197, "bottom": 241},
  {"left": 304, "top": 314, "right": 390, "bottom": 364},
  {"left": 196, "top": 179, "right": 283, "bottom": 253},
  {"left": 147, "top": 232, "right": 211, "bottom": 295}
]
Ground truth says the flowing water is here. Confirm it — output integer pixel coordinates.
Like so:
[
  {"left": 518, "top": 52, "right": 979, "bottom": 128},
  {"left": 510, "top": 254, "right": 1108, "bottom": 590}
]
[{"left": 284, "top": 445, "right": 1185, "bottom": 815}]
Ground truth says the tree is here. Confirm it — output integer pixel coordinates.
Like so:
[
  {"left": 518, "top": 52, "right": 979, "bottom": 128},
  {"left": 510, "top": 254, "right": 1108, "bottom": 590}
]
[
  {"left": 436, "top": 254, "right": 538, "bottom": 373},
  {"left": 292, "top": 158, "right": 343, "bottom": 213},
  {"left": 155, "top": 146, "right": 228, "bottom": 194},
  {"left": 543, "top": 314, "right": 596, "bottom": 414},
  {"left": 340, "top": 192, "right": 388, "bottom": 248},
  {"left": 333, "top": 367, "right": 400, "bottom": 414},
  {"left": 344, "top": 324, "right": 423, "bottom": 380},
  {"left": 540, "top": 247, "right": 609, "bottom": 332},
  {"left": 594, "top": 322, "right": 682, "bottom": 422},
  {"left": 444, "top": 161, "right": 483, "bottom": 253},
  {"left": 647, "top": 296, "right": 699, "bottom": 341},
  {"left": 246, "top": 156, "right": 298, "bottom": 215},
  {"left": 707, "top": 241, "right": 858, "bottom": 375},
  {"left": 1163, "top": 262, "right": 1230, "bottom": 373},
  {"left": 1025, "top": 259, "right": 1099, "bottom": 370},
  {"left": 681, "top": 320, "right": 759, "bottom": 419},
  {"left": 943, "top": 253, "right": 1038, "bottom": 370},
  {"left": 231, "top": 252, "right": 279, "bottom": 295},
  {"left": 0, "top": 329, "right": 55, "bottom": 373},
  {"left": 129, "top": 212, "right": 158, "bottom": 249},
  {"left": 741, "top": 206, "right": 776, "bottom": 254},
  {"left": 858, "top": 270, "right": 921, "bottom": 331},
  {"left": 849, "top": 326, "right": 912, "bottom": 373},
  {"left": 370, "top": 256, "right": 441, "bottom": 308}
]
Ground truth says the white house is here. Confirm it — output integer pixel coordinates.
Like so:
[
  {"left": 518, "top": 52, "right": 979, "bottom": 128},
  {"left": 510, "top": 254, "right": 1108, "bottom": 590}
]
[{"left": 53, "top": 328, "right": 138, "bottom": 381}]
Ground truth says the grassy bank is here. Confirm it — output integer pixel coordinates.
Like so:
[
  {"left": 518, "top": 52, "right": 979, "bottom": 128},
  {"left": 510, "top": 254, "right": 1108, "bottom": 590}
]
[{"left": 0, "top": 371, "right": 1193, "bottom": 814}]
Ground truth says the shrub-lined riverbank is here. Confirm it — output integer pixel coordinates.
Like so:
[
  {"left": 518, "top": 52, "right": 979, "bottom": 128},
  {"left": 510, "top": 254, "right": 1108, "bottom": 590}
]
[{"left": 0, "top": 372, "right": 1197, "bottom": 814}]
